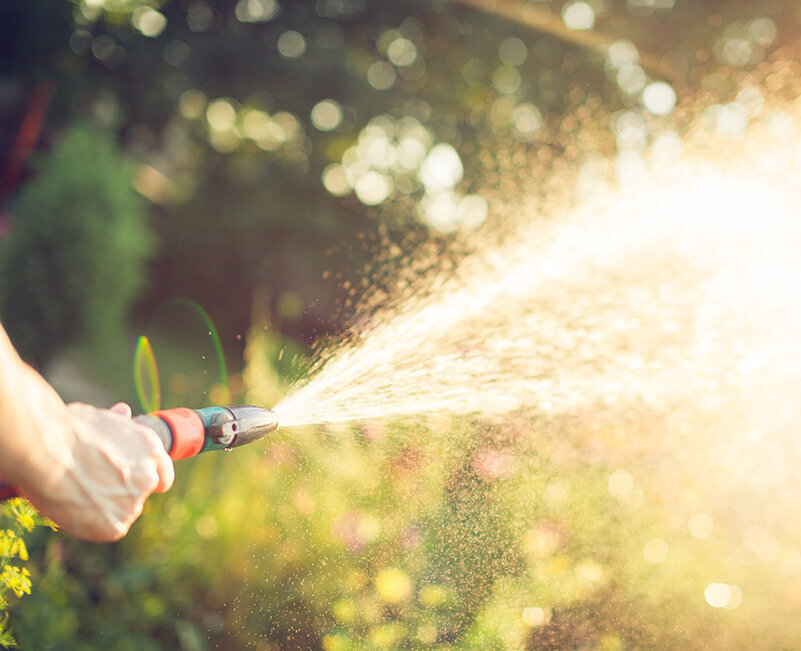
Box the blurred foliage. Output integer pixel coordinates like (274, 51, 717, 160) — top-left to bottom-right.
(0, 124, 154, 367)
(0, 0, 741, 350)
(8, 346, 801, 649)
(1, 0, 790, 348)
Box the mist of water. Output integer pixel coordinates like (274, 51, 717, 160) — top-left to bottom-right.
(237, 70, 801, 642)
(275, 107, 801, 441)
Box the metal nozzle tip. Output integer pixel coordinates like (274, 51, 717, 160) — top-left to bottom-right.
(224, 405, 279, 447)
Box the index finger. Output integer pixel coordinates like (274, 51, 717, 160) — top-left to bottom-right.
(153, 448, 174, 493)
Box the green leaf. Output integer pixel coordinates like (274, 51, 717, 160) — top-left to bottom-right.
(0, 614, 15, 648)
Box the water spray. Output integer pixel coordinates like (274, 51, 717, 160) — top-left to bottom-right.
(0, 404, 279, 500)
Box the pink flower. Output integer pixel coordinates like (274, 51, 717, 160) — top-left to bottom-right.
(473, 448, 517, 479)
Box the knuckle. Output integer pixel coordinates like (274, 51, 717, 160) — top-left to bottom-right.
(158, 467, 175, 493)
(135, 462, 160, 494)
(88, 518, 128, 543)
(131, 498, 145, 520)
(107, 525, 127, 542)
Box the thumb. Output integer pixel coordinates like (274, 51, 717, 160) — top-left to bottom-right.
(109, 402, 133, 418)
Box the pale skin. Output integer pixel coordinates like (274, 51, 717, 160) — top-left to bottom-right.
(0, 324, 174, 542)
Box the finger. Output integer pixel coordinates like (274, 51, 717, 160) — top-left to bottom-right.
(132, 458, 161, 494)
(93, 517, 130, 543)
(106, 511, 137, 543)
(109, 402, 132, 418)
(154, 450, 175, 493)
(73, 507, 132, 543)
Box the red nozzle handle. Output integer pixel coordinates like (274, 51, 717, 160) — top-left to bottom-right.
(134, 408, 205, 461)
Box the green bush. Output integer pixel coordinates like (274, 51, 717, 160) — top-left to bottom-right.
(0, 124, 154, 367)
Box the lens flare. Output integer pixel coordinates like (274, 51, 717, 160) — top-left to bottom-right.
(173, 298, 229, 400)
(138, 298, 229, 407)
(133, 335, 161, 413)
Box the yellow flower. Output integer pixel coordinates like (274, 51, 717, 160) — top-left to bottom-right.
(1, 567, 31, 598)
(375, 568, 412, 604)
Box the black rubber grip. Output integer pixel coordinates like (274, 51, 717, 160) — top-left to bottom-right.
(133, 414, 174, 454)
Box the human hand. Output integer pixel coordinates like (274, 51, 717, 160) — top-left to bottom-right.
(25, 400, 174, 542)
(0, 323, 174, 541)
(1, 362, 175, 542)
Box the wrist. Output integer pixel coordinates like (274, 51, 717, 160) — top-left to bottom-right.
(0, 361, 74, 494)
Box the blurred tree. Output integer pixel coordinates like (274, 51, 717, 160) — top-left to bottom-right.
(0, 124, 155, 367)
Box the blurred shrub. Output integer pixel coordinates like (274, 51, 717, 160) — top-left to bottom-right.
(0, 124, 154, 367)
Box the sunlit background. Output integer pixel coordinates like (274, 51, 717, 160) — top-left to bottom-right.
(2, 0, 801, 649)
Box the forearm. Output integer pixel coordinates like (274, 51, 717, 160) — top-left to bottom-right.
(0, 322, 173, 541)
(0, 323, 73, 491)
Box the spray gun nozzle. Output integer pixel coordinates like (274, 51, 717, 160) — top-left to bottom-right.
(210, 405, 279, 448)
(134, 404, 279, 460)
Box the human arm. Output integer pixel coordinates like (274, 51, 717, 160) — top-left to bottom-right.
(0, 324, 174, 542)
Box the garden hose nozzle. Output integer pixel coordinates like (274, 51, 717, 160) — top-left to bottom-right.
(134, 404, 279, 461)
(0, 405, 279, 500)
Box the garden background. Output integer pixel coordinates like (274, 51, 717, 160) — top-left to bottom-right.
(1, 1, 799, 649)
